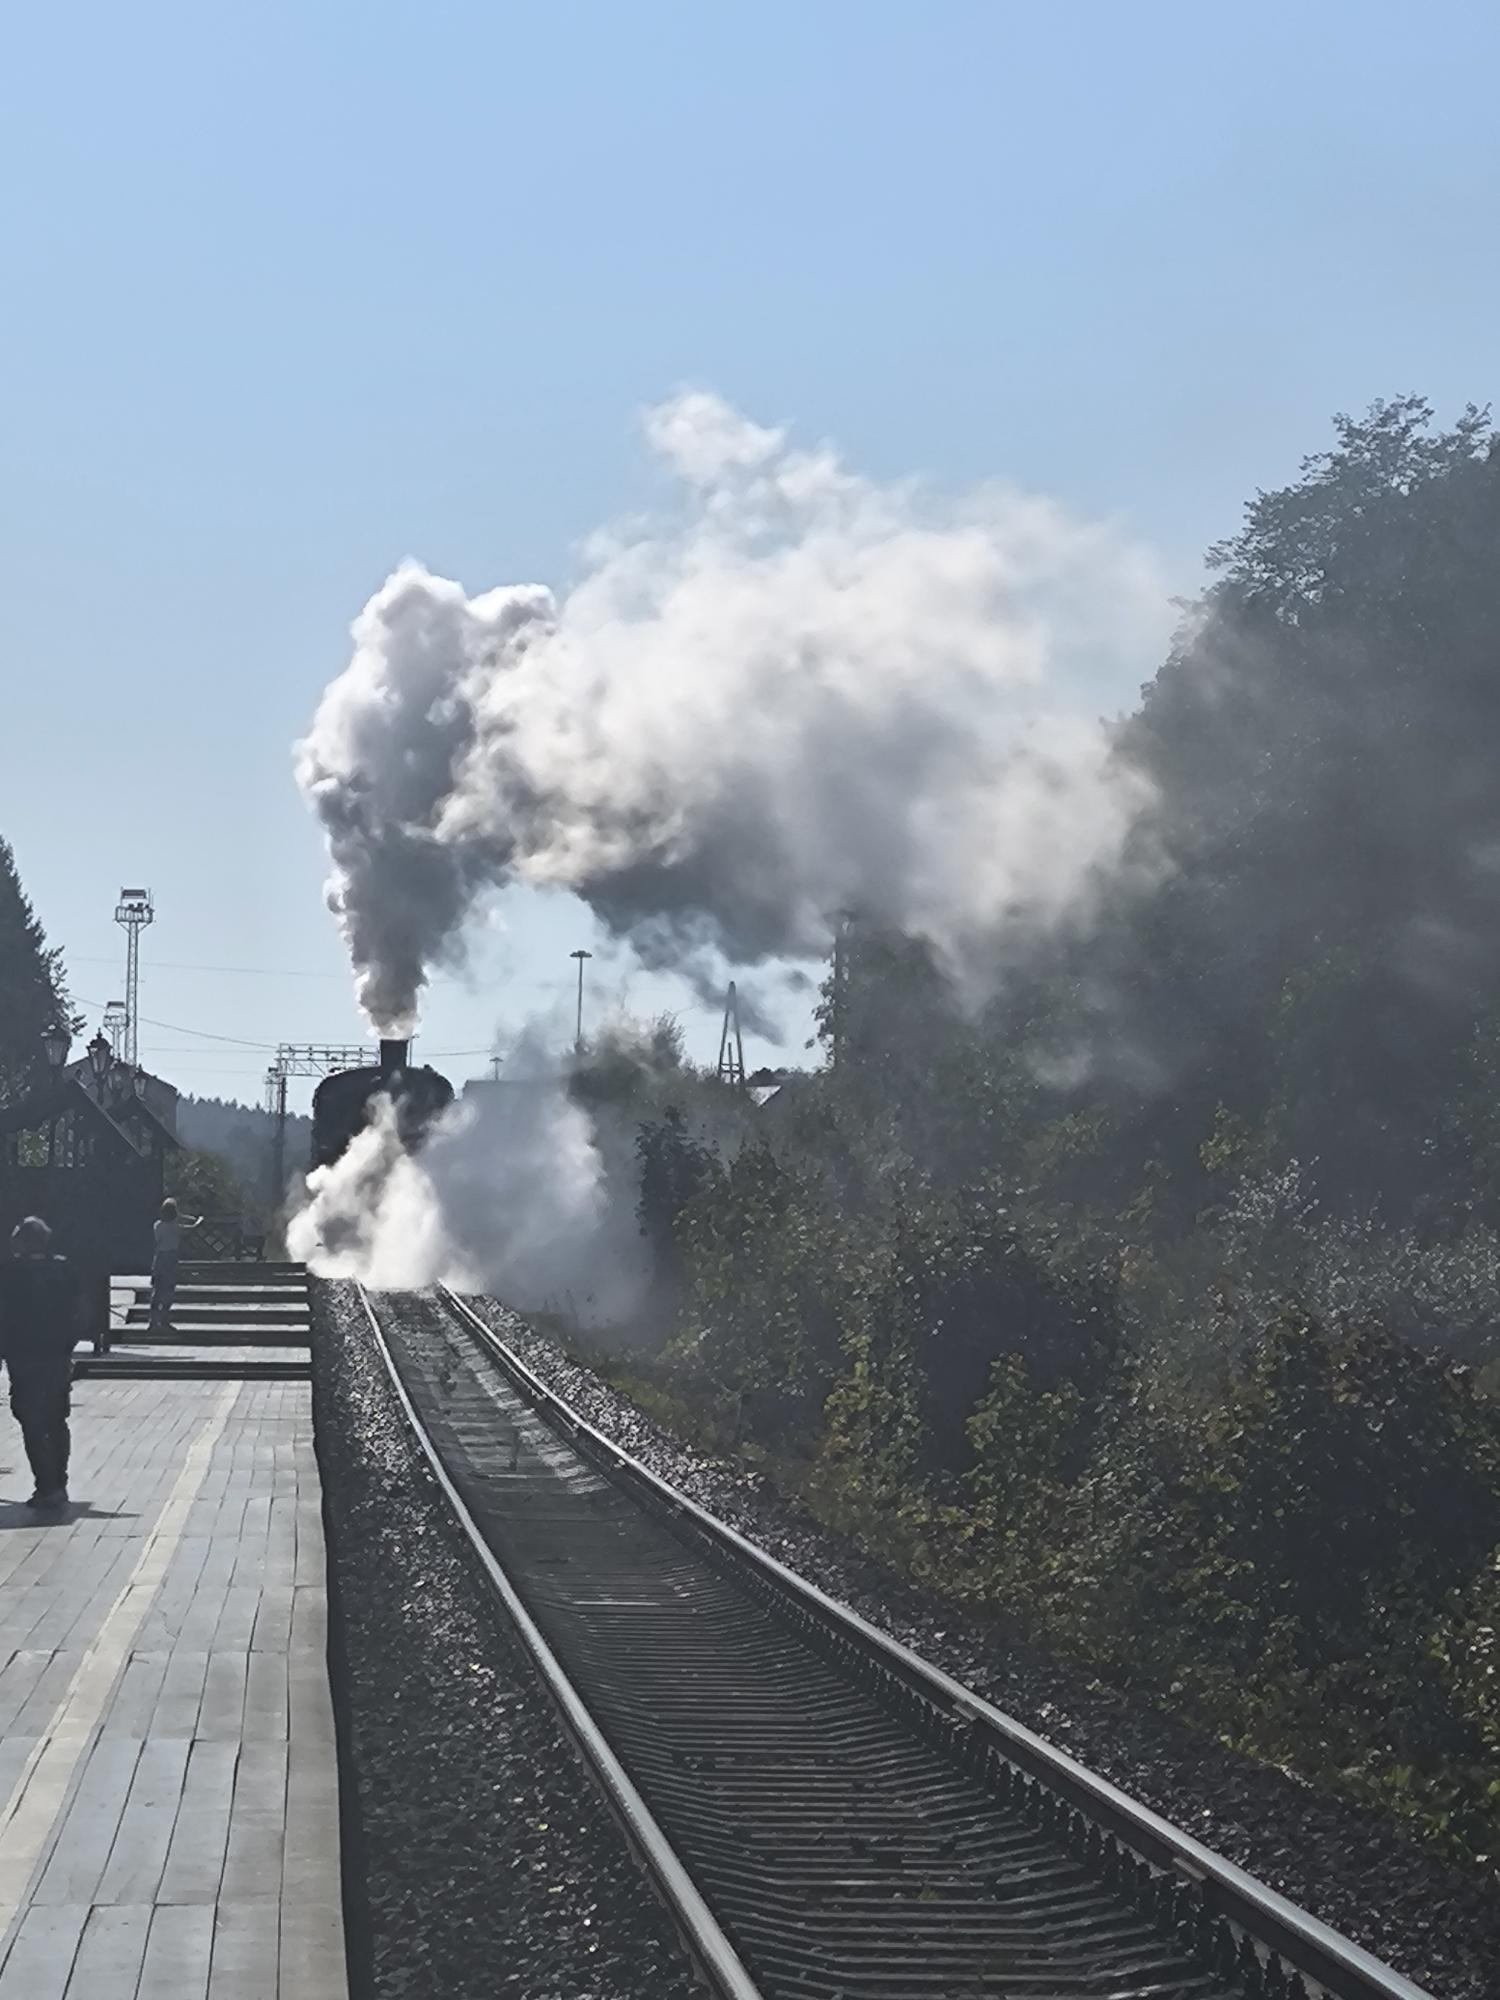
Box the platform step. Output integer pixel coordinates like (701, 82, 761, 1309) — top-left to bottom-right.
(125, 1304, 311, 1324)
(119, 1278, 307, 1297)
(122, 1280, 308, 1296)
(113, 1327, 312, 1348)
(104, 1263, 312, 1358)
(180, 1261, 305, 1282)
(76, 1354, 312, 1379)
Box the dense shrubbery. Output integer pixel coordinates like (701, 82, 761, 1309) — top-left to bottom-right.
(630, 1112, 1500, 1855)
(611, 402, 1500, 1866)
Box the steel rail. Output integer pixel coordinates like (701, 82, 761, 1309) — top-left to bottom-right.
(430, 1285, 1438, 2000)
(354, 1284, 765, 2000)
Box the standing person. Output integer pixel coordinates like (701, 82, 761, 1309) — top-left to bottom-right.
(0, 1217, 82, 1510)
(148, 1198, 202, 1330)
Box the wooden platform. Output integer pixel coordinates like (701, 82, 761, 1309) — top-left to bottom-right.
(0, 1376, 348, 1998)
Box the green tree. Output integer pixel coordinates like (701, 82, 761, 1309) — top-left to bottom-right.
(1205, 394, 1492, 614)
(165, 1146, 258, 1220)
(1082, 396, 1500, 1224)
(0, 836, 75, 1107)
(635, 1106, 719, 1307)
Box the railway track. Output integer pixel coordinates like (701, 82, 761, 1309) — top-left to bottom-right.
(357, 1284, 1434, 2000)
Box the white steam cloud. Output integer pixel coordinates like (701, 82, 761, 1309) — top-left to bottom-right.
(297, 391, 1171, 1037)
(287, 1040, 652, 1324)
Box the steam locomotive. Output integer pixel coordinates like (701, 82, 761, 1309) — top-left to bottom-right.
(310, 1039, 455, 1169)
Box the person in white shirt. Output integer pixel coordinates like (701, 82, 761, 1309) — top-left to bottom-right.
(148, 1198, 203, 1330)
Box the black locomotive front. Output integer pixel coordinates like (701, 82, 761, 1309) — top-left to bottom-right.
(310, 1039, 455, 1169)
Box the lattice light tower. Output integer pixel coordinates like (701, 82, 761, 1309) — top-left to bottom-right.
(102, 999, 128, 1057)
(114, 889, 154, 1069)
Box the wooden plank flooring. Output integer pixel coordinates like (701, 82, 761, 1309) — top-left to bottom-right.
(0, 1378, 346, 1998)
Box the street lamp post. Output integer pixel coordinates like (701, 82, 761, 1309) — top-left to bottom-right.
(570, 949, 593, 1053)
(86, 1030, 113, 1101)
(41, 1024, 70, 1168)
(84, 1029, 114, 1356)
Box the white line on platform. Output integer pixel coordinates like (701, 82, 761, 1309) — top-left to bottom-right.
(0, 1382, 240, 1952)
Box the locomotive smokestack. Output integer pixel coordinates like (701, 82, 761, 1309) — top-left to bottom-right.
(379, 1038, 408, 1078)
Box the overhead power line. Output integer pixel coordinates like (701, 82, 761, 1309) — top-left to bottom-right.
(83, 987, 499, 1067)
(71, 956, 352, 979)
(70, 955, 478, 987)
(75, 996, 275, 1050)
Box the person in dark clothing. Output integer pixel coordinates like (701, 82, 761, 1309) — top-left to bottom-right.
(0, 1217, 81, 1510)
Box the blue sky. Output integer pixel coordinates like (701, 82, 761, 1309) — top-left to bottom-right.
(2, 0, 1496, 1107)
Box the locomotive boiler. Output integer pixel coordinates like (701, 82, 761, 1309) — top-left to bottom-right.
(310, 1039, 455, 1169)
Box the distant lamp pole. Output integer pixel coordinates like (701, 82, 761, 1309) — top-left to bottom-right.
(87, 1030, 113, 1099)
(570, 949, 593, 1053)
(41, 1023, 69, 1173)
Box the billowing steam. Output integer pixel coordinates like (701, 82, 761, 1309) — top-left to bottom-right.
(292, 394, 1173, 1308)
(297, 391, 1170, 1036)
(286, 1029, 704, 1325)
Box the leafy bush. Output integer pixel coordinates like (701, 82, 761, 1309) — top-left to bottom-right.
(632, 1130, 1500, 1857)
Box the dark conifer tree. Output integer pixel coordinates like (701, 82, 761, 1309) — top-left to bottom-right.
(0, 835, 75, 1106)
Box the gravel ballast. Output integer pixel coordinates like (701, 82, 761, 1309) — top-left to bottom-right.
(310, 1279, 701, 2000)
(461, 1294, 1500, 2000)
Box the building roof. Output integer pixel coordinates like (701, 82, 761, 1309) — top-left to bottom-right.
(0, 1072, 181, 1160)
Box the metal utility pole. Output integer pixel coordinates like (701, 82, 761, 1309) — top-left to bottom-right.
(829, 908, 856, 1070)
(717, 982, 746, 1090)
(570, 949, 593, 1052)
(114, 889, 154, 1069)
(264, 1045, 376, 1204)
(268, 1068, 289, 1203)
(264, 1059, 288, 1208)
